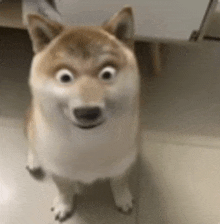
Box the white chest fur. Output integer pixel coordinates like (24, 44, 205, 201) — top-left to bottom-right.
(35, 113, 138, 183)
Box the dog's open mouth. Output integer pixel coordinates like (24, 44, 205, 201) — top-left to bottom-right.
(75, 121, 104, 130)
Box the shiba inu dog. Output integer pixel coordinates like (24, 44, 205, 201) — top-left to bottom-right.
(25, 6, 140, 222)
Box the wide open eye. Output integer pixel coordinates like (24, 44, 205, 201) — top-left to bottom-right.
(56, 69, 74, 83)
(98, 66, 117, 82)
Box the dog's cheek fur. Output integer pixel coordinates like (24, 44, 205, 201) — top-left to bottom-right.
(105, 79, 138, 117)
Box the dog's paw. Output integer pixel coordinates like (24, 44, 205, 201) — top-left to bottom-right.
(27, 151, 41, 170)
(114, 189, 134, 214)
(51, 196, 75, 222)
(26, 165, 45, 180)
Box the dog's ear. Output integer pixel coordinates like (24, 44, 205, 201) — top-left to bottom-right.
(26, 14, 64, 54)
(103, 7, 134, 49)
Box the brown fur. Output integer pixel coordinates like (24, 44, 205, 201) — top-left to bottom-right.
(24, 104, 33, 139)
(32, 27, 127, 81)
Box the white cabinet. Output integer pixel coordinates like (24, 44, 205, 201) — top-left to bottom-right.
(0, 0, 24, 29)
(0, 0, 210, 40)
(55, 0, 209, 40)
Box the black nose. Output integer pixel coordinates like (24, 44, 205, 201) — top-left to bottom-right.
(74, 107, 102, 122)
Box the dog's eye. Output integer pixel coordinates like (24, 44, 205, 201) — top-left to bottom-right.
(99, 67, 117, 82)
(56, 69, 74, 83)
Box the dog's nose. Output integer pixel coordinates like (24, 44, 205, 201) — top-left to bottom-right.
(74, 107, 102, 122)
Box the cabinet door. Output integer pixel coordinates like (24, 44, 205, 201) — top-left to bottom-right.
(55, 0, 209, 40)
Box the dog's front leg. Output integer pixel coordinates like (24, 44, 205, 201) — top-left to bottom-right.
(51, 175, 77, 222)
(110, 170, 134, 214)
(26, 146, 41, 170)
(26, 147, 45, 180)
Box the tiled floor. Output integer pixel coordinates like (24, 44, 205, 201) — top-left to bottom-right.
(139, 41, 220, 223)
(2, 27, 220, 224)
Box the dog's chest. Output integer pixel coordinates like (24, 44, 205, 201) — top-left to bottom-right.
(35, 119, 137, 181)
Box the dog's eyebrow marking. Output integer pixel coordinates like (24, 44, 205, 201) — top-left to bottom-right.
(55, 26, 123, 61)
(66, 45, 91, 59)
(65, 45, 119, 56)
(63, 45, 120, 63)
(51, 63, 78, 76)
(100, 51, 119, 57)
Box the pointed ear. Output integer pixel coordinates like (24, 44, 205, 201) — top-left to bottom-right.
(26, 14, 64, 53)
(103, 7, 134, 49)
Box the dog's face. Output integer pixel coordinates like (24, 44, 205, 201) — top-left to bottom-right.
(27, 7, 139, 130)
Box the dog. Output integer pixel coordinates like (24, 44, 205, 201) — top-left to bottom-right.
(25, 6, 140, 222)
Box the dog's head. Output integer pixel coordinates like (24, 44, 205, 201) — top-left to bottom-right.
(27, 7, 139, 130)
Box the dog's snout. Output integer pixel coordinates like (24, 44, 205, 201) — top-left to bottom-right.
(74, 107, 102, 122)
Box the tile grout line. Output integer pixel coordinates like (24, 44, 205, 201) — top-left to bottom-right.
(144, 139, 220, 151)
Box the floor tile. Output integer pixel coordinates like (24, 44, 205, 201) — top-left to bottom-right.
(139, 130, 220, 224)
